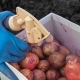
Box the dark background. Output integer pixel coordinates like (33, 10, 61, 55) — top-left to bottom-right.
(0, 0, 80, 25)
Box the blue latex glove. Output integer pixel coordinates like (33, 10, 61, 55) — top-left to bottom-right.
(0, 11, 31, 80)
(0, 11, 31, 63)
(0, 63, 18, 80)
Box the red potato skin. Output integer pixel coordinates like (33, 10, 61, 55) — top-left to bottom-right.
(59, 46, 70, 56)
(60, 67, 66, 77)
(48, 66, 61, 78)
(31, 46, 44, 59)
(43, 42, 58, 56)
(66, 54, 80, 62)
(53, 39, 61, 45)
(58, 77, 67, 80)
(10, 63, 20, 70)
(20, 69, 33, 80)
(65, 60, 80, 80)
(37, 60, 50, 72)
(33, 69, 46, 80)
(56, 71, 61, 80)
(48, 52, 66, 69)
(45, 34, 54, 42)
(20, 52, 39, 70)
(49, 66, 55, 70)
(46, 69, 60, 80)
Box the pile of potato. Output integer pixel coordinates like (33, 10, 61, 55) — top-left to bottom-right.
(10, 39, 80, 80)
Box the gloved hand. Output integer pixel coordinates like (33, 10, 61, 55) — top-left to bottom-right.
(0, 11, 31, 63)
(0, 63, 18, 80)
(0, 11, 31, 80)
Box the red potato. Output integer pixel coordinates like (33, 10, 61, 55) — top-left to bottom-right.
(66, 54, 80, 62)
(20, 69, 33, 80)
(37, 60, 50, 72)
(20, 52, 39, 70)
(53, 39, 61, 45)
(59, 46, 70, 56)
(49, 65, 60, 71)
(45, 34, 54, 42)
(60, 67, 66, 77)
(58, 77, 67, 80)
(10, 63, 20, 70)
(48, 52, 66, 69)
(31, 46, 44, 59)
(56, 71, 61, 80)
(43, 42, 58, 56)
(46, 69, 60, 80)
(65, 60, 80, 80)
(49, 66, 55, 70)
(33, 69, 46, 80)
